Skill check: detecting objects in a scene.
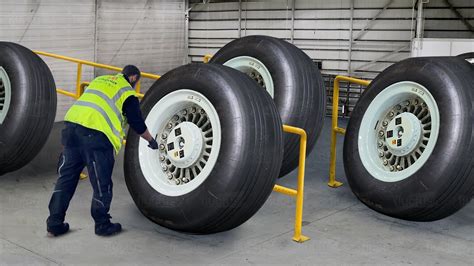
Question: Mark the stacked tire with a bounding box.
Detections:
[0,42,57,175]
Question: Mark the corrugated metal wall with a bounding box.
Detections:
[188,0,473,116]
[0,0,186,121]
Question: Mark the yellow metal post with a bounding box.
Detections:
[280,125,310,243]
[203,54,213,63]
[75,63,83,98]
[328,76,370,188]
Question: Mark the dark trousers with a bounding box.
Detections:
[47,122,115,227]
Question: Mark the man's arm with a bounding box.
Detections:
[122,96,158,149]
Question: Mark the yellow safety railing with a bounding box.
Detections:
[328,75,370,188]
[34,50,161,99]
[274,125,309,243]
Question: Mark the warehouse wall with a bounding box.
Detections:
[188,0,473,116]
[0,0,186,121]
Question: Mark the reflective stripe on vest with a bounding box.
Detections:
[74,101,122,139]
[64,74,136,153]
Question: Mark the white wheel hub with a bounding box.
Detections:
[358,81,440,182]
[165,122,204,168]
[385,112,421,157]
[139,89,221,196]
[224,56,275,98]
[0,67,12,125]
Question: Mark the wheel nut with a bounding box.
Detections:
[405,100,410,106]
[378,130,384,137]
[379,151,384,157]
[175,179,181,185]
[182,110,187,115]
[173,115,179,121]
[414,99,419,105]
[159,144,165,150]
[421,102,426,107]
[167,123,173,129]
[382,121,388,127]
[389,166,395,171]
[161,133,167,139]
[389,111,395,117]
[383,159,388,166]
[396,105,401,110]
[200,109,205,114]
[191,107,196,113]
[159,155,165,161]
[396,165,403,171]
[378,141,383,147]
[167,173,173,179]
[182,177,188,183]
[162,165,168,171]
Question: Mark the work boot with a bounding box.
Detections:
[95,222,122,236]
[47,222,70,237]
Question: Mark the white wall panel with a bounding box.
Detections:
[96,0,185,92]
[0,0,96,121]
[1,0,186,121]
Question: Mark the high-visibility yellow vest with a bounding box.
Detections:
[65,74,136,153]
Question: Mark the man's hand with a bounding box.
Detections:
[148,138,159,150]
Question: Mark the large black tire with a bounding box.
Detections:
[210,35,326,177]
[343,57,474,221]
[457,52,474,66]
[0,42,57,175]
[124,63,284,233]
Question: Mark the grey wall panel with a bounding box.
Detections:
[0,0,96,121]
[1,0,186,122]
[96,0,185,92]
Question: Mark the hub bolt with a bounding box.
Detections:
[382,121,388,127]
[182,177,189,183]
[383,159,388,166]
[389,165,395,171]
[167,173,173,179]
[389,111,395,117]
[167,123,173,129]
[378,130,384,137]
[162,165,168,171]
[379,151,384,157]
[159,144,165,150]
[159,155,165,161]
[396,165,403,171]
[191,107,196,113]
[378,141,383,147]
[161,133,168,139]
[175,179,181,185]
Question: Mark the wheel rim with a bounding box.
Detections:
[223,56,275,98]
[0,67,12,125]
[138,89,222,196]
[358,81,440,182]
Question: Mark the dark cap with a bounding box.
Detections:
[121,65,141,79]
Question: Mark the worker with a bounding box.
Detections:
[46,65,158,237]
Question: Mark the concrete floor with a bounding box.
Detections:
[0,117,473,264]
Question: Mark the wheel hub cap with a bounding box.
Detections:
[165,122,204,168]
[385,113,421,156]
